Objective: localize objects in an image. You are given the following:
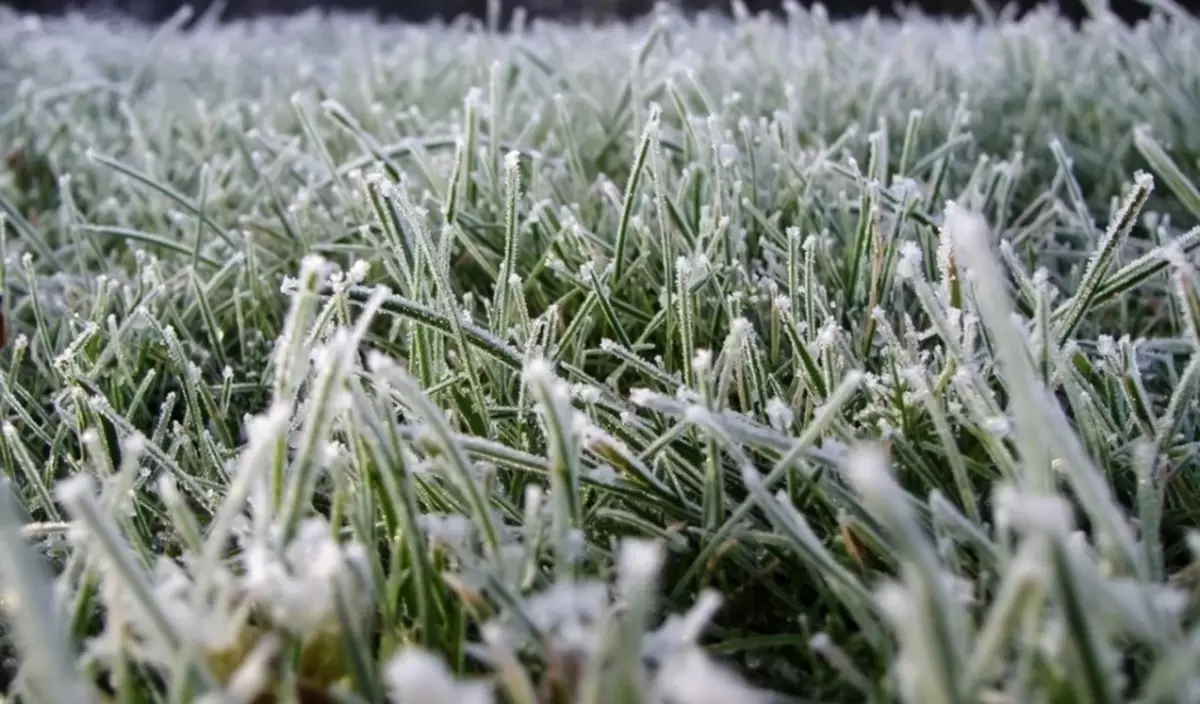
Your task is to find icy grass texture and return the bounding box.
[3,1,1200,702]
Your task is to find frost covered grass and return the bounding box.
[3,1,1200,701]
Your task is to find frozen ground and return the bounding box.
[2,3,1200,702]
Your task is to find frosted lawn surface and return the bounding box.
[2,2,1200,702]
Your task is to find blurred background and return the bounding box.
[0,0,1172,25]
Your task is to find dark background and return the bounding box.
[0,0,1184,25]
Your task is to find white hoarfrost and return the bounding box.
[1,4,1199,704]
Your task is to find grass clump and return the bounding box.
[4,2,1200,702]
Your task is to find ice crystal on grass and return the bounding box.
[385,647,493,704]
[656,650,767,704]
[241,519,372,635]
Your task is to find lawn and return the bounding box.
[2,2,1200,702]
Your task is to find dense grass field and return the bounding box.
[3,2,1200,702]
